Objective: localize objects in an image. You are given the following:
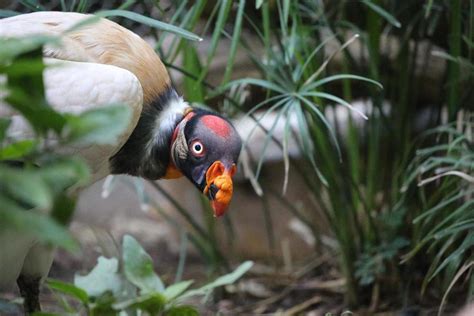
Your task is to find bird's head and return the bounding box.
[170,109,242,217]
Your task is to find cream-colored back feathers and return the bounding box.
[0,11,170,105]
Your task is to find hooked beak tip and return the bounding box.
[203,161,237,218]
[212,200,228,217]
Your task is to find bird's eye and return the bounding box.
[191,141,205,156]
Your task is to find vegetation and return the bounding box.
[0,35,131,251]
[0,0,473,314]
[47,235,252,315]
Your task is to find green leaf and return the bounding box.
[429,233,474,281]
[47,279,89,305]
[361,0,401,28]
[4,58,46,77]
[303,74,383,91]
[37,157,90,193]
[0,9,19,17]
[0,36,59,63]
[0,197,78,251]
[122,235,165,293]
[219,78,286,94]
[0,167,52,210]
[179,261,253,300]
[64,105,132,145]
[4,47,67,134]
[302,92,368,120]
[6,86,66,134]
[64,15,102,33]
[112,293,165,313]
[166,305,199,316]
[95,10,202,41]
[75,257,123,298]
[163,280,194,301]
[424,0,434,17]
[0,118,11,142]
[0,140,37,160]
[222,0,245,84]
[198,0,232,82]
[89,292,116,315]
[182,44,205,103]
[50,193,76,226]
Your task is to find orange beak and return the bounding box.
[203,161,237,217]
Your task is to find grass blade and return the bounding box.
[95,10,202,41]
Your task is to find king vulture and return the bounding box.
[0,11,242,313]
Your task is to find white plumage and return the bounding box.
[0,12,152,294]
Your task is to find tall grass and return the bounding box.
[218,0,473,307]
[401,114,473,314]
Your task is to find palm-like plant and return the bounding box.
[402,113,473,313]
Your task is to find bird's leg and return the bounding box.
[16,274,41,314]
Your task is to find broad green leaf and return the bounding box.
[50,193,76,226]
[0,36,58,63]
[47,279,89,305]
[37,157,90,192]
[0,197,78,251]
[0,140,37,160]
[163,280,194,301]
[75,257,123,298]
[64,105,132,146]
[122,235,165,293]
[179,261,253,300]
[5,86,66,133]
[0,167,52,210]
[96,10,202,41]
[5,48,66,134]
[4,59,46,77]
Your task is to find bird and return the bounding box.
[0,11,242,313]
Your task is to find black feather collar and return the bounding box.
[109,86,188,180]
